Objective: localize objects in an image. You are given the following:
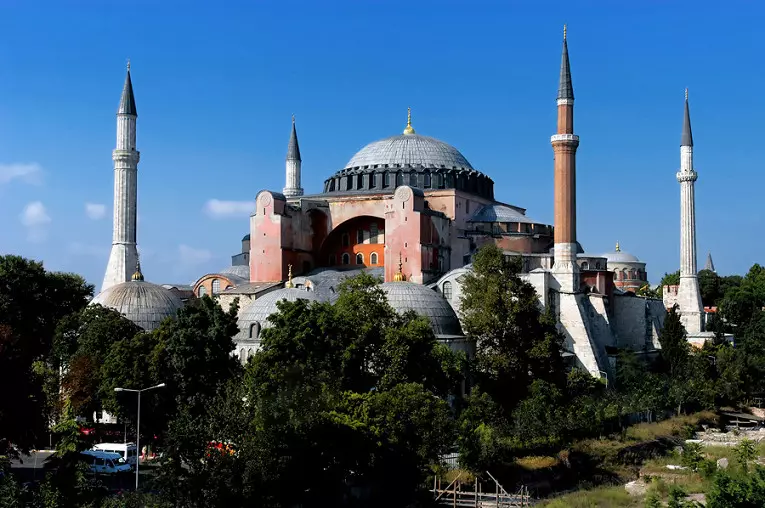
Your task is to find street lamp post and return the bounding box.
[114,383,165,490]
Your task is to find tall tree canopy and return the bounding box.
[0,255,92,454]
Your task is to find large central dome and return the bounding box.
[321,115,494,200]
[344,134,474,171]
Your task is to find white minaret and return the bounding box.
[101,62,140,292]
[675,89,704,334]
[283,115,303,197]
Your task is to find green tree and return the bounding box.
[659,307,690,379]
[0,255,92,455]
[707,466,765,508]
[459,244,566,414]
[699,269,722,307]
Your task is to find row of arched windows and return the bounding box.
[238,348,255,363]
[197,278,233,297]
[323,169,494,200]
[614,269,645,281]
[329,252,380,266]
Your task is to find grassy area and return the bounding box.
[539,485,642,507]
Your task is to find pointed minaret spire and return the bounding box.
[557,25,574,102]
[283,115,304,197]
[676,89,704,333]
[704,252,715,273]
[118,60,137,116]
[681,88,693,147]
[102,63,141,292]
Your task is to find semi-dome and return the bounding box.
[344,134,474,172]
[380,281,462,337]
[219,264,250,280]
[235,287,321,341]
[91,279,183,331]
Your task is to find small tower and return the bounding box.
[102,61,141,292]
[283,115,304,197]
[704,253,715,273]
[550,25,581,293]
[676,89,704,333]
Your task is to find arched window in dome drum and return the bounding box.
[247,349,254,360]
[249,322,260,339]
[437,173,444,189]
[443,281,453,301]
[212,279,220,294]
[424,171,431,188]
[329,179,335,192]
[369,172,376,189]
[239,348,245,363]
[198,285,207,297]
[581,261,589,270]
[342,253,350,265]
[383,172,390,188]
[346,175,353,191]
[396,171,404,187]
[409,172,417,187]
[356,253,364,265]
[357,174,363,190]
[371,252,378,265]
[445,173,454,188]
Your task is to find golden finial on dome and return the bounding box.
[563,24,567,41]
[403,107,415,135]
[393,253,406,281]
[615,241,621,252]
[131,255,144,281]
[285,264,294,288]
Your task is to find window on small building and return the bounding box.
[595,262,602,269]
[239,349,245,362]
[342,233,350,247]
[212,279,221,294]
[370,252,378,265]
[581,262,589,270]
[198,285,207,297]
[443,281,453,301]
[342,253,350,265]
[356,253,364,265]
[249,322,260,339]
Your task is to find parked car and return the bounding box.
[92,442,138,467]
[80,450,132,474]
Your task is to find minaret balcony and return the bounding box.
[112,150,141,163]
[676,171,697,183]
[550,134,579,143]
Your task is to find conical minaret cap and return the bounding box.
[681,89,693,147]
[557,25,574,101]
[286,115,301,161]
[118,61,137,116]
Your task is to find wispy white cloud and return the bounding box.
[178,244,213,266]
[0,163,44,185]
[85,203,107,220]
[203,199,255,219]
[68,242,107,257]
[20,201,51,242]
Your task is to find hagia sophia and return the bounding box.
[90,28,714,378]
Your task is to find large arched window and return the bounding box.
[212,279,221,294]
[443,281,453,301]
[356,253,364,265]
[342,253,350,265]
[370,252,378,265]
[198,285,207,297]
[370,223,379,244]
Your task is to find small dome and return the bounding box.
[235,287,321,341]
[380,281,462,336]
[242,234,251,242]
[345,134,474,171]
[219,265,250,280]
[604,251,641,263]
[91,280,183,331]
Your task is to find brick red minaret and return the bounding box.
[551,25,580,292]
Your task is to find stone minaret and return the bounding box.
[551,25,580,293]
[676,89,704,333]
[102,62,140,292]
[283,115,303,197]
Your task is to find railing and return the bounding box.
[432,471,533,507]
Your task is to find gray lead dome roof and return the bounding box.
[344,134,474,171]
[235,288,322,341]
[381,281,463,337]
[91,280,183,331]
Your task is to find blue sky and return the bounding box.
[1,0,762,290]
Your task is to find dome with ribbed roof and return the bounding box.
[380,281,462,337]
[235,287,322,341]
[91,280,183,331]
[345,134,474,171]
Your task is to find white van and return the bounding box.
[92,442,138,467]
[80,450,132,474]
